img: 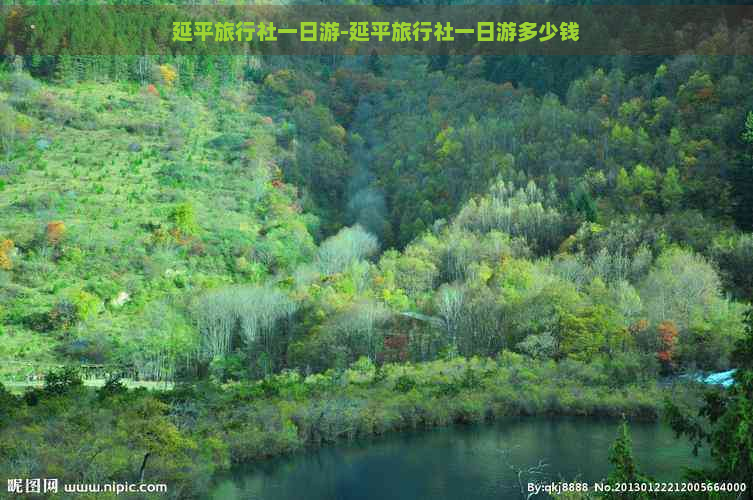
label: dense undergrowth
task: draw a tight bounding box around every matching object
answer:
[0,352,679,499]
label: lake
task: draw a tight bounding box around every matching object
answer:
[211,417,708,500]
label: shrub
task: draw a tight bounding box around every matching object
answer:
[393,373,416,393]
[156,162,202,188]
[209,353,248,383]
[0,103,18,160]
[70,290,103,322]
[205,133,246,151]
[20,91,87,127]
[170,202,199,236]
[158,64,178,87]
[605,351,658,386]
[46,221,66,245]
[0,239,13,270]
[47,299,79,331]
[4,72,40,97]
[43,366,83,396]
[460,365,481,388]
[517,332,556,359]
[98,376,128,401]
[0,383,19,424]
[57,337,111,364]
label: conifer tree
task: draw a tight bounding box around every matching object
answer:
[605,419,652,500]
[665,310,753,498]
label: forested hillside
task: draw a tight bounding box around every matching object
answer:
[4,50,753,380]
[1,2,753,498]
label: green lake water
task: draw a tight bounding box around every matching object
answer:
[212,417,709,500]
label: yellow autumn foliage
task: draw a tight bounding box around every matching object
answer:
[159,64,178,87]
[46,221,66,245]
[0,239,14,270]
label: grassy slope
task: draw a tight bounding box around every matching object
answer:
[0,78,315,380]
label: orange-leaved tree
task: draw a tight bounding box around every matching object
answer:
[657,320,679,372]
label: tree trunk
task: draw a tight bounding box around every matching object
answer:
[138,452,151,483]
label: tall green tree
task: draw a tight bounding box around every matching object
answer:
[665,309,753,498]
[733,112,753,230]
[605,419,653,500]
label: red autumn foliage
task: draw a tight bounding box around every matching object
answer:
[656,320,679,366]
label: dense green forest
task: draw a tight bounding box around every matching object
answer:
[1,1,753,498]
